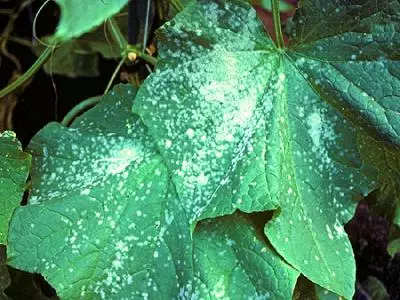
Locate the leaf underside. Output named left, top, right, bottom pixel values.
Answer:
left=7, top=0, right=400, bottom=299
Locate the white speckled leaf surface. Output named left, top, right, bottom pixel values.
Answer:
left=6, top=0, right=400, bottom=298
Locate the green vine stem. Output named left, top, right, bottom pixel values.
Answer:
left=0, top=46, right=52, bottom=99
left=271, top=0, right=285, bottom=48
left=107, top=18, right=157, bottom=66
left=170, top=0, right=184, bottom=12
left=104, top=57, right=126, bottom=95
left=61, top=97, right=101, bottom=127
left=107, top=18, right=127, bottom=51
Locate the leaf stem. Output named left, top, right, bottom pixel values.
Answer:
left=271, top=0, right=285, bottom=48
left=170, top=0, right=184, bottom=12
left=61, top=97, right=101, bottom=127
left=126, top=45, right=157, bottom=66
left=0, top=46, right=52, bottom=99
left=104, top=57, right=126, bottom=95
left=107, top=17, right=128, bottom=51
left=107, top=17, right=156, bottom=66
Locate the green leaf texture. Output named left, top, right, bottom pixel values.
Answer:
left=288, top=0, right=400, bottom=145
left=0, top=131, right=31, bottom=245
left=193, top=213, right=299, bottom=299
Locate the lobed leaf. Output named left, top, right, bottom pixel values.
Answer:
left=7, top=85, right=194, bottom=298
left=132, top=0, right=399, bottom=297
left=7, top=84, right=300, bottom=299
left=7, top=0, right=400, bottom=298
left=288, top=0, right=400, bottom=145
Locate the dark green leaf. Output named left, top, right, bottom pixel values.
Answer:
left=387, top=238, right=400, bottom=257
left=288, top=0, right=400, bottom=145
left=193, top=213, right=299, bottom=299
left=0, top=131, right=31, bottom=245
left=0, top=246, right=10, bottom=299
left=34, top=12, right=128, bottom=77
left=363, top=276, right=390, bottom=300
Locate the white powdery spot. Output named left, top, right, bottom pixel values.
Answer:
left=97, top=143, right=144, bottom=175
left=211, top=277, right=226, bottom=299
left=307, top=111, right=322, bottom=152
left=165, top=139, right=172, bottom=149
left=333, top=219, right=346, bottom=238
left=196, top=172, right=209, bottom=185
left=80, top=189, right=90, bottom=195
left=326, top=224, right=334, bottom=240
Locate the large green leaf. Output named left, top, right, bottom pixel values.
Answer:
left=132, top=0, right=399, bottom=297
left=0, top=131, right=31, bottom=245
left=7, top=0, right=400, bottom=298
left=7, top=85, right=193, bottom=298
left=7, top=85, right=300, bottom=299
left=193, top=213, right=299, bottom=299
left=52, top=0, right=128, bottom=42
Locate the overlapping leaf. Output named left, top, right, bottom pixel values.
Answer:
left=7, top=85, right=193, bottom=298
left=34, top=7, right=129, bottom=77
left=132, top=0, right=399, bottom=297
left=34, top=26, right=124, bottom=77
left=0, top=131, right=31, bottom=245
left=7, top=84, right=297, bottom=299
left=52, top=0, right=128, bottom=42
left=357, top=134, right=400, bottom=256
left=193, top=213, right=299, bottom=299
left=7, top=0, right=400, bottom=298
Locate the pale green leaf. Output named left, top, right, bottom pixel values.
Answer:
left=52, top=0, right=128, bottom=42
left=7, top=84, right=299, bottom=299
left=7, top=0, right=400, bottom=298
left=0, top=131, right=31, bottom=245
left=34, top=9, right=129, bottom=77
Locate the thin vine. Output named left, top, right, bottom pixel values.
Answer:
left=271, top=0, right=285, bottom=48
left=0, top=46, right=53, bottom=99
